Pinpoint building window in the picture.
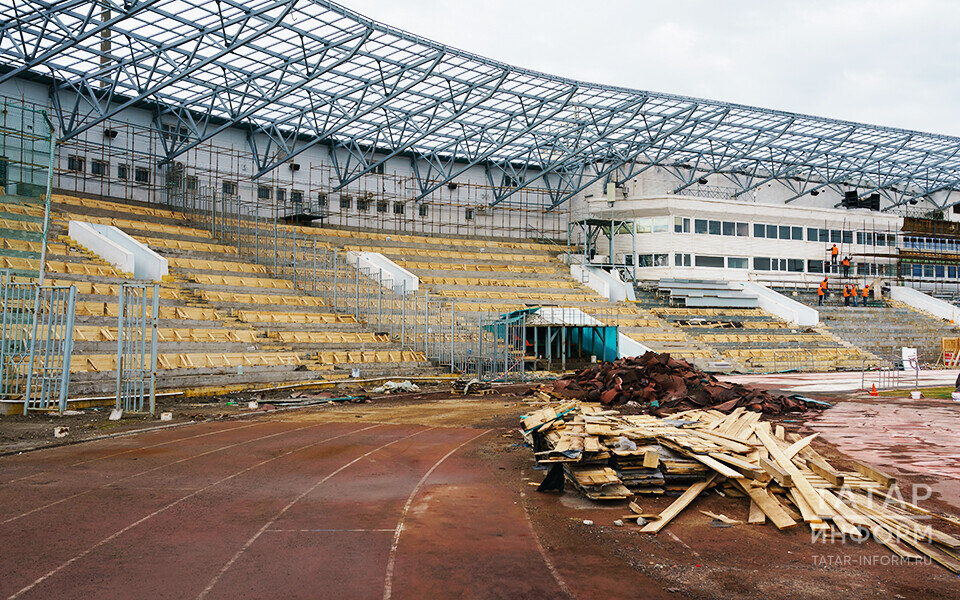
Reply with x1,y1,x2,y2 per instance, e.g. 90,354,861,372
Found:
257,185,272,201
185,175,198,191
418,203,429,218
787,259,805,272
708,220,721,235
792,227,803,240
377,200,389,213
134,167,150,183
67,155,84,172
357,198,369,212
695,255,725,268
318,192,328,207
674,217,690,233
754,257,771,271
842,230,853,244
808,260,824,273
754,223,765,238
222,180,237,196
736,222,749,236
372,163,385,175
117,164,129,180
766,224,779,239
275,188,286,203
340,196,352,210
722,221,735,236
695,219,708,234
465,207,474,221
727,257,748,269
90,159,107,177
393,202,404,215
674,253,691,267
291,190,303,205
830,229,841,243
779,225,790,239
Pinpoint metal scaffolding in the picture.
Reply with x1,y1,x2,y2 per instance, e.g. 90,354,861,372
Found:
3,0,960,212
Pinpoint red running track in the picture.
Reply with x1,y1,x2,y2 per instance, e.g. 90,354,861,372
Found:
0,418,581,600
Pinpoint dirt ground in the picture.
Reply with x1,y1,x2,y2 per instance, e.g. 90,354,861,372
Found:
3,381,960,599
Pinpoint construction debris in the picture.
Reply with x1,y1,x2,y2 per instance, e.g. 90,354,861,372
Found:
371,380,420,394
453,378,493,395
542,352,815,414
520,401,960,573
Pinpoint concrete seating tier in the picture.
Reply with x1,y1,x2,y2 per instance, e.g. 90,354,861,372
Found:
0,194,444,399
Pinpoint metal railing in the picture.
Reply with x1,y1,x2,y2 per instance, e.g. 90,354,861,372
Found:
166,186,558,381
861,357,919,391
116,283,159,413
0,276,77,413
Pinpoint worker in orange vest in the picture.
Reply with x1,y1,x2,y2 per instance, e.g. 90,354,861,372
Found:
821,276,828,290
843,284,851,306
862,284,870,303
851,283,859,307
817,283,825,306
841,256,850,277
830,244,839,264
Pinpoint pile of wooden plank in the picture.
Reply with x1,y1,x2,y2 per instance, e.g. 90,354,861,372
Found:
520,401,960,573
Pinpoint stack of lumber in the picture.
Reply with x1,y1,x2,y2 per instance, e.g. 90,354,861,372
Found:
520,401,960,573
544,351,814,414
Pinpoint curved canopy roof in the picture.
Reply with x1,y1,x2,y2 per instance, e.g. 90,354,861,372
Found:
2,0,958,209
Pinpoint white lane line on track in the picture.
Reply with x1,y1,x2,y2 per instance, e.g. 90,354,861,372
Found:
382,429,492,600
0,421,309,526
196,427,432,600
520,492,576,600
265,528,394,533
2,422,261,485
7,423,382,600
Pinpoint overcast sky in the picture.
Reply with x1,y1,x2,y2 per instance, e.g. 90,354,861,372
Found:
344,0,960,136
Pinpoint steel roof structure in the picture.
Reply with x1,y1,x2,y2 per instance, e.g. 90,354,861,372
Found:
2,0,960,210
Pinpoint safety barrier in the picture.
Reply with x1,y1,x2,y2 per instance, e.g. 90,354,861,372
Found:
0,277,77,413
116,283,159,413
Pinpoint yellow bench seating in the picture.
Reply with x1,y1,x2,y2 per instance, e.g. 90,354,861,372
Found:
433,289,598,302
288,224,550,252
0,203,45,217
419,275,579,289
72,326,258,343
395,260,558,274
314,350,426,364
625,333,688,342
199,290,325,307
44,279,180,299
235,310,356,324
270,331,388,344
0,217,42,232
75,301,220,320
53,194,188,221
167,256,267,274
190,273,295,290
343,244,552,263
72,351,305,373
135,236,238,255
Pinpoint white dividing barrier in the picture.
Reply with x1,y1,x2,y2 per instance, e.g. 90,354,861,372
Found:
346,251,419,293
739,281,819,326
891,285,960,324
68,221,168,280
570,264,636,302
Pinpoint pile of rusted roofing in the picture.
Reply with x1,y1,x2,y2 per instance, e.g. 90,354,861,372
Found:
545,351,811,414
520,401,960,573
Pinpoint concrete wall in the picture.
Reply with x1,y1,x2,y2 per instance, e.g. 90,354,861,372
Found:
68,220,168,280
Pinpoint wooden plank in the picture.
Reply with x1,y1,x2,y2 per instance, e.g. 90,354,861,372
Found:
783,433,819,460
748,500,766,525
708,452,766,481
640,474,717,534
642,449,659,469
737,482,797,530
805,458,845,487
755,426,827,518
690,453,744,479
759,456,793,487
852,460,896,488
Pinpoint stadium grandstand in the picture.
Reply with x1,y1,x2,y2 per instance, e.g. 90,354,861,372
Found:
2,0,960,414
